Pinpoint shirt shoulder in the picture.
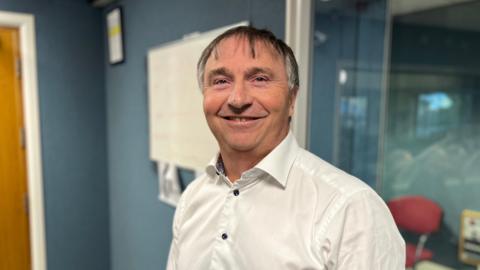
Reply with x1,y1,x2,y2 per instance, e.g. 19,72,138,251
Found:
290,148,398,240
291,150,404,268
292,148,372,197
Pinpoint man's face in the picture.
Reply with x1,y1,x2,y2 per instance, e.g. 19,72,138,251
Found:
202,36,296,158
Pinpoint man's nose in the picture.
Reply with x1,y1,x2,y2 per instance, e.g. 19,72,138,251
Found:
227,82,252,111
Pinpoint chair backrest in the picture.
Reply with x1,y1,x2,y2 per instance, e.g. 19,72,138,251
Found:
387,195,443,234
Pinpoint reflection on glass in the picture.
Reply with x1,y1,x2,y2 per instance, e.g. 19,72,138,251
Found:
417,92,454,137
383,1,480,269
310,1,480,267
310,0,387,187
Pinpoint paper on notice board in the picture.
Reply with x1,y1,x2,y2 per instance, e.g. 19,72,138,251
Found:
158,161,182,207
107,8,124,63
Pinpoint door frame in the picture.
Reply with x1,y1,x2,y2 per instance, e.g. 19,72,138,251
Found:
285,0,313,149
0,10,46,270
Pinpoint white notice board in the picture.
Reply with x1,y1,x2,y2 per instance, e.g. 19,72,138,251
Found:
148,21,248,171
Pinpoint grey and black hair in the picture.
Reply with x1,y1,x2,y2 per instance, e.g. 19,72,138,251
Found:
197,26,299,92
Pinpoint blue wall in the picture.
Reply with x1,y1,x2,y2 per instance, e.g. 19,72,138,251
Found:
104,0,285,269
1,1,285,269
0,1,110,270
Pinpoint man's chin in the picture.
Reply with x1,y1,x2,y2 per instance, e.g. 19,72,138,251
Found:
225,142,257,153
219,137,259,154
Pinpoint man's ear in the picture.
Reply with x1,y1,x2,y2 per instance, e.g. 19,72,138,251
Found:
288,87,299,117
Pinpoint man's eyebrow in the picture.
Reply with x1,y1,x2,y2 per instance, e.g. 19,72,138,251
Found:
244,67,275,78
206,68,233,83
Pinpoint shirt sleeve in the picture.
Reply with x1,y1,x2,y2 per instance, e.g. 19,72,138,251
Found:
321,190,406,270
165,188,189,270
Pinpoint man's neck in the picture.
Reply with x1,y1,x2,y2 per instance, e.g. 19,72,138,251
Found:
218,130,291,182
220,150,267,182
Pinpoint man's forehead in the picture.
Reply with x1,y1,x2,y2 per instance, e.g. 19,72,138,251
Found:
210,36,281,61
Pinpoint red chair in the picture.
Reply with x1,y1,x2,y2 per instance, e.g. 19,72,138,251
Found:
387,195,443,268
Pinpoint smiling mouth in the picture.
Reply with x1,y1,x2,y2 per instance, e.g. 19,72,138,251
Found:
222,116,263,121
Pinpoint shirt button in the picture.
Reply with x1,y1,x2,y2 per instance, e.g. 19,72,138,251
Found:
233,189,240,196
221,233,228,240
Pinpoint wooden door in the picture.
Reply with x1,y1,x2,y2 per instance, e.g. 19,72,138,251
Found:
0,26,31,270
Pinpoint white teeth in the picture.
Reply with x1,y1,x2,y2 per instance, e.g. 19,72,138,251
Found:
230,117,249,122
223,116,260,121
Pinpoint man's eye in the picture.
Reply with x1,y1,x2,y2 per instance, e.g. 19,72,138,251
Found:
210,78,230,90
213,79,228,85
254,76,268,82
252,76,269,86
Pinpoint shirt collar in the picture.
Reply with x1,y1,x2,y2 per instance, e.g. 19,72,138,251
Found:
206,153,222,177
205,131,300,188
254,131,300,188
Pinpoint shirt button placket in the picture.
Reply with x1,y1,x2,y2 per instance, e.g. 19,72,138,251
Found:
223,185,240,241
213,181,237,262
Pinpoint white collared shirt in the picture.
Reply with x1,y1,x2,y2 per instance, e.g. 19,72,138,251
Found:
166,132,405,270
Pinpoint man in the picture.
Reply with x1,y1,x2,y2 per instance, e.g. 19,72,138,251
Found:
166,26,405,270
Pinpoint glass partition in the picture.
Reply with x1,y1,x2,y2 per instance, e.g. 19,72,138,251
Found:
310,0,388,187
310,0,480,268
382,1,480,269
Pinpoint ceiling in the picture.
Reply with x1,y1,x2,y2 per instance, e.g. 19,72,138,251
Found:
393,0,480,32
314,0,480,32
390,0,474,15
